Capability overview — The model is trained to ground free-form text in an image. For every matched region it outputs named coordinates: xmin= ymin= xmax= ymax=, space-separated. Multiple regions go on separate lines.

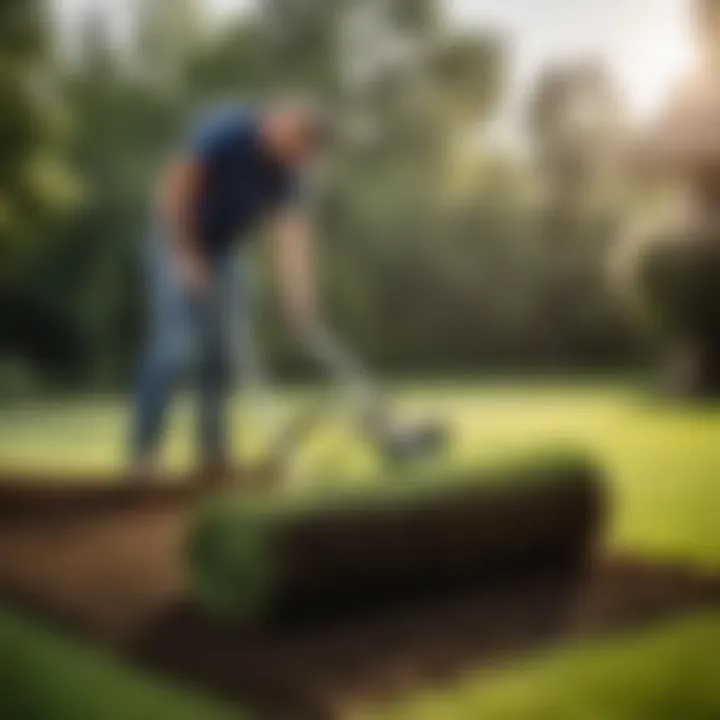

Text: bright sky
xmin=54 ymin=0 xmax=695 ymax=121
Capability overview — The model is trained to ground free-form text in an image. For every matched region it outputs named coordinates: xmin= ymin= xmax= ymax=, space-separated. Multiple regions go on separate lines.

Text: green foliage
xmin=0 ymin=0 xmax=78 ymax=267
xmin=0 ymin=356 xmax=41 ymax=401
xmin=433 ymin=33 xmax=505 ymax=126
xmin=2 ymin=0 xmax=641 ymax=389
xmin=526 ymin=61 xmax=632 ymax=366
xmin=628 ymin=227 xmax=720 ymax=394
xmin=637 ymin=229 xmax=720 ymax=339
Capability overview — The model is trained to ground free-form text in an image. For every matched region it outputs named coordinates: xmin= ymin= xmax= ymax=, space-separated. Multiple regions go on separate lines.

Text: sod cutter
xmin=241 ymin=320 xmax=447 ymax=485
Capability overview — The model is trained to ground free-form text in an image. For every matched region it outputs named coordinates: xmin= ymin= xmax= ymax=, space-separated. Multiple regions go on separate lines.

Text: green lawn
xmin=1 ymin=381 xmax=719 ymax=719
xmin=377 ymin=612 xmax=720 ymax=720
xmin=2 ymin=382 xmax=719 ymax=564
xmin=0 ymin=608 xmax=237 ymax=720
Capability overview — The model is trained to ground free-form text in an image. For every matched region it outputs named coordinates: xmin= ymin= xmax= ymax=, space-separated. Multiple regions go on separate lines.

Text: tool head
xmin=375 ymin=419 xmax=449 ymax=465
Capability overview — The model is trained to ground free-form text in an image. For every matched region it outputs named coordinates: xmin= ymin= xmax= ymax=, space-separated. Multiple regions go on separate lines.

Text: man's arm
xmin=270 ymin=208 xmax=321 ymax=335
xmin=158 ymin=159 xmax=209 ymax=293
xmin=270 ymin=208 xmax=380 ymax=409
xmin=270 ymin=207 xmax=422 ymax=454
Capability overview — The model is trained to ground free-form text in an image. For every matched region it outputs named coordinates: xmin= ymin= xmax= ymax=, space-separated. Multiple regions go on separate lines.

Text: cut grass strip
xmin=0 ymin=607 xmax=240 ymax=720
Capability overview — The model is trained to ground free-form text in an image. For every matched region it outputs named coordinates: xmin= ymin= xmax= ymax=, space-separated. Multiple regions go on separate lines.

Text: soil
xmin=0 ymin=477 xmax=718 ymax=720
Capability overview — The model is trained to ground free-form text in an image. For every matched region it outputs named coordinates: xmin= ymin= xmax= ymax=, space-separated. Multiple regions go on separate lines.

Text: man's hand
xmin=159 ymin=159 xmax=209 ymax=295
xmin=178 ymin=251 xmax=211 ymax=296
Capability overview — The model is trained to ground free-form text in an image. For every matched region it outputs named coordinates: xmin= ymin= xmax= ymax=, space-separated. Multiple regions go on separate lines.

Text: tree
xmin=624 ymin=0 xmax=720 ymax=395
xmin=0 ymin=0 xmax=76 ymax=269
xmin=526 ymin=61 xmax=630 ymax=365
xmin=135 ymin=0 xmax=205 ymax=95
xmin=0 ymin=0 xmax=80 ymax=394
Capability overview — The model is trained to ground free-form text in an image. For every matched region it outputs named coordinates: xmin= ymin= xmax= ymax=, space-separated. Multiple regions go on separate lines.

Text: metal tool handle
xmin=300 ymin=325 xmax=395 ymax=438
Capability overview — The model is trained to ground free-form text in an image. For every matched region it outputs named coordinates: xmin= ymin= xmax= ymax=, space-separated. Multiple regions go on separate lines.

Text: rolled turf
xmin=186 ymin=449 xmax=604 ymax=621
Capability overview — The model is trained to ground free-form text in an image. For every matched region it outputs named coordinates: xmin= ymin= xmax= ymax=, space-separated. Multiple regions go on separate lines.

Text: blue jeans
xmin=130 ymin=233 xmax=244 ymax=462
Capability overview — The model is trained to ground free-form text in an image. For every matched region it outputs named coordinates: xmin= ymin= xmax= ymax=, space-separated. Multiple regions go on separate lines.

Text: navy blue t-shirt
xmin=185 ymin=106 xmax=299 ymax=256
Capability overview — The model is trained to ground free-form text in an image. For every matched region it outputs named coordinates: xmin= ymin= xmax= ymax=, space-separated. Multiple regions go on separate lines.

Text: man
xmin=130 ymin=99 xmax=327 ymax=477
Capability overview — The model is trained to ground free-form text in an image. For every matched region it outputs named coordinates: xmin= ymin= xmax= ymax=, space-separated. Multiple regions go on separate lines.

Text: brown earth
xmin=0 ymin=477 xmax=718 ymax=719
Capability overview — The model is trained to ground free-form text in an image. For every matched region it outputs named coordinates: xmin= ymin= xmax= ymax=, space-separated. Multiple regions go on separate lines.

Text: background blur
xmin=4 ymin=5 xmax=720 ymax=719
xmin=0 ymin=0 xmax=698 ymax=396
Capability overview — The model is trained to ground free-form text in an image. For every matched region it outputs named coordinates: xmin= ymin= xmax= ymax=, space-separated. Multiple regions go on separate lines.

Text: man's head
xmin=259 ymin=95 xmax=332 ymax=166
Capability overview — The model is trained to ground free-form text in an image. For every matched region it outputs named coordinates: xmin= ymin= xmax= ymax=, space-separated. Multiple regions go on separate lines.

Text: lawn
xmin=2 ymin=381 xmax=719 ymax=564
xmin=0 ymin=609 xmax=237 ymax=720
xmin=377 ymin=612 xmax=720 ymax=720
xmin=1 ymin=380 xmax=719 ymax=719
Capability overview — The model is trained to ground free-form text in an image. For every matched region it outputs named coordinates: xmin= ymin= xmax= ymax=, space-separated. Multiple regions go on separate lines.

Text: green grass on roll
xmin=186 ymin=446 xmax=603 ymax=621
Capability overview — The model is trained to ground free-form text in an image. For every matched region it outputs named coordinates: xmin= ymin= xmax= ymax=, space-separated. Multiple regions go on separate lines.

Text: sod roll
xmin=186 ymin=449 xmax=604 ymax=621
